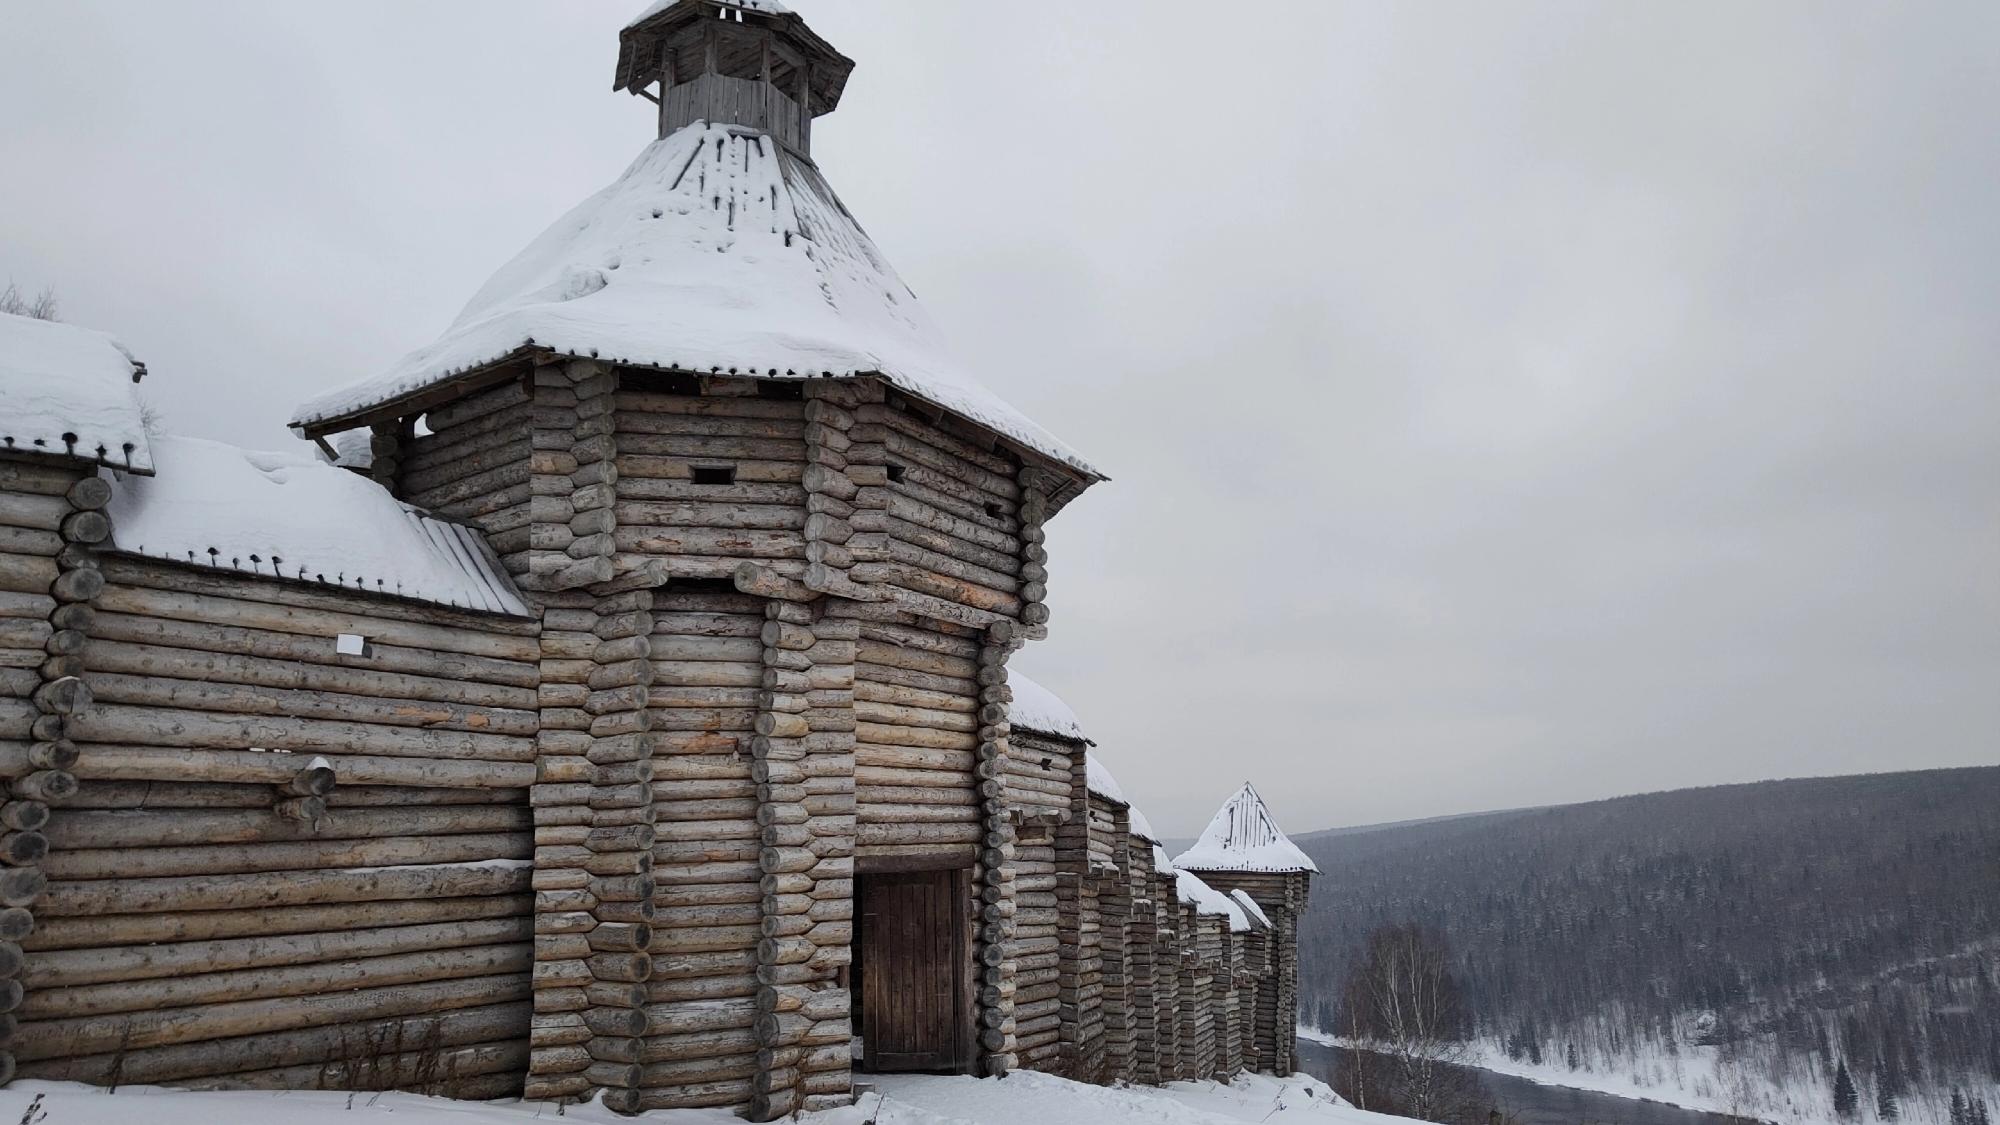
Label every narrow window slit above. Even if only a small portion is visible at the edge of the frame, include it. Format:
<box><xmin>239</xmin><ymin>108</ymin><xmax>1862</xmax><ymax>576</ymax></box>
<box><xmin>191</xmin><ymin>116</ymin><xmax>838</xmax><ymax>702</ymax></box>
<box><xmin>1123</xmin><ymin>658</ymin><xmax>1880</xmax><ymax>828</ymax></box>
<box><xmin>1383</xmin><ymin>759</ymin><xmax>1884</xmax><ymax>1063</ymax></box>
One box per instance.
<box><xmin>984</xmin><ymin>501</ymin><xmax>1005</xmax><ymax>519</ymax></box>
<box><xmin>886</xmin><ymin>463</ymin><xmax>906</xmax><ymax>484</ymax></box>
<box><xmin>692</xmin><ymin>465</ymin><xmax>736</xmax><ymax>485</ymax></box>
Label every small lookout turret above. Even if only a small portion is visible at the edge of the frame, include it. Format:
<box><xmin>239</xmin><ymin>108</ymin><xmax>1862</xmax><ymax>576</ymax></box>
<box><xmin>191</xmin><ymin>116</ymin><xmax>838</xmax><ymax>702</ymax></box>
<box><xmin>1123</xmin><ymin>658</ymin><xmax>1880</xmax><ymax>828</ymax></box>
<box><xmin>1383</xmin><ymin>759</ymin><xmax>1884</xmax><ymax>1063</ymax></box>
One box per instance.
<box><xmin>615</xmin><ymin>0</ymin><xmax>855</xmax><ymax>154</ymax></box>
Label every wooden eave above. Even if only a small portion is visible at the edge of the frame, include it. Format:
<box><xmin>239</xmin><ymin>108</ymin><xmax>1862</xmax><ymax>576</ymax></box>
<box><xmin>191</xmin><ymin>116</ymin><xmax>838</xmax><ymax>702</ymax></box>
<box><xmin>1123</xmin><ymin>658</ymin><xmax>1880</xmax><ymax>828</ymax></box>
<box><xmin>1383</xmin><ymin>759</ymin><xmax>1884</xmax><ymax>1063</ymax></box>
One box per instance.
<box><xmin>301</xmin><ymin>352</ymin><xmax>1104</xmax><ymax>511</ymax></box>
<box><xmin>615</xmin><ymin>0</ymin><xmax>854</xmax><ymax>114</ymax></box>
<box><xmin>0</xmin><ymin>445</ymin><xmax>154</xmax><ymax>477</ymax></box>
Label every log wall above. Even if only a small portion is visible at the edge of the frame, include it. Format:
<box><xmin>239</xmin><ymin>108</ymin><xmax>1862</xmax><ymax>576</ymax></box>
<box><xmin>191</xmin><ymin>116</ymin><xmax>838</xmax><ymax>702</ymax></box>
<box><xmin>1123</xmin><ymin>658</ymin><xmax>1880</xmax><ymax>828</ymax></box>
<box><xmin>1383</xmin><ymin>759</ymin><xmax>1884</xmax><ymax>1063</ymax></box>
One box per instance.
<box><xmin>1180</xmin><ymin>869</ymin><xmax>1310</xmax><ymax>1077</ymax></box>
<box><xmin>15</xmin><ymin>547</ymin><xmax>540</xmax><ymax>1095</ymax></box>
<box><xmin>400</xmin><ymin>379</ymin><xmax>536</xmax><ymax>581</ymax></box>
<box><xmin>2</xmin><ymin>367</ymin><xmax>1308</xmax><ymax>1117</ymax></box>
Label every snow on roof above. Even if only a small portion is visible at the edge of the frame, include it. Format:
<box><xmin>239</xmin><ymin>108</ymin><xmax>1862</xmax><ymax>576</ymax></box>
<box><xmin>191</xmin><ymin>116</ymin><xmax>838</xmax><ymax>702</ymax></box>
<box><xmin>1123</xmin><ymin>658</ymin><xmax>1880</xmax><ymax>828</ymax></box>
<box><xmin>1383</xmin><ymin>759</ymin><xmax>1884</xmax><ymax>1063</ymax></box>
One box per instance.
<box><xmin>1173</xmin><ymin>782</ymin><xmax>1320</xmax><ymax>875</ymax></box>
<box><xmin>1152</xmin><ymin>844</ymin><xmax>1175</xmax><ymax>873</ymax></box>
<box><xmin>1177</xmin><ymin>869</ymin><xmax>1251</xmax><ymax>932</ymax></box>
<box><xmin>107</xmin><ymin>435</ymin><xmax>532</xmax><ymax>617</ymax></box>
<box><xmin>292</xmin><ymin>124</ymin><xmax>1099</xmax><ymax>480</ymax></box>
<box><xmin>627</xmin><ymin>0</ymin><xmax>790</xmax><ymax>29</ymax></box>
<box><xmin>0</xmin><ymin>311</ymin><xmax>153</xmax><ymax>472</ymax></box>
<box><xmin>1229</xmin><ymin>888</ymin><xmax>1271</xmax><ymax>930</ymax></box>
<box><xmin>326</xmin><ymin>429</ymin><xmax>373</xmax><ymax>471</ymax></box>
<box><xmin>1008</xmin><ymin>670</ymin><xmax>1088</xmax><ymax>742</ymax></box>
<box><xmin>1083</xmin><ymin>754</ymin><xmax>1126</xmax><ymax>806</ymax></box>
<box><xmin>1129</xmin><ymin>805</ymin><xmax>1161</xmax><ymax>845</ymax></box>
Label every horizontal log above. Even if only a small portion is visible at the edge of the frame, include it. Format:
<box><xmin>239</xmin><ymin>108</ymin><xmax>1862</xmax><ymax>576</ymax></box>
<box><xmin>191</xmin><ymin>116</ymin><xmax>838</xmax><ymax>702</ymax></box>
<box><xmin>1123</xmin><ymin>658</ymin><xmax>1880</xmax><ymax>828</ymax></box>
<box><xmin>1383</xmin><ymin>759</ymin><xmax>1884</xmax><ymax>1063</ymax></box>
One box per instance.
<box><xmin>37</xmin><ymin>860</ymin><xmax>532</xmax><ymax>916</ymax></box>
<box><xmin>24</xmin><ymin>892</ymin><xmax>530</xmax><ymax>953</ymax></box>
<box><xmin>23</xmin><ymin>940</ymin><xmax>532</xmax><ymax>1019</ymax></box>
<box><xmin>0</xmin><ymin>461</ymin><xmax>81</xmax><ymax>496</ymax></box>
<box><xmin>85</xmin><ymin>639</ymin><xmax>536</xmax><ymax>711</ymax></box>
<box><xmin>616</xmin><ymin>456</ymin><xmax>803</xmax><ymax>484</ymax></box>
<box><xmin>0</xmin><ymin>491</ymin><xmax>69</xmax><ymax>532</ymax></box>
<box><xmin>91</xmin><ymin>583</ymin><xmax>537</xmax><ymax>661</ymax></box>
<box><xmin>36</xmin><ymin>745</ymin><xmax>534</xmax><ymax>791</ymax></box>
<box><xmin>43</xmin><ymin>830</ymin><xmax>530</xmax><ymax>880</ymax></box>
<box><xmin>14</xmin><ymin>1000</ymin><xmax>530</xmax><ymax>1088</ymax></box>
<box><xmin>17</xmin><ymin>971</ymin><xmax>532</xmax><ymax>1062</ymax></box>
<box><xmin>0</xmin><ymin>553</ymin><xmax>57</xmax><ymax>596</ymax></box>
<box><xmin>89</xmin><ymin>611</ymin><xmax>537</xmax><ymax>688</ymax></box>
<box><xmin>65</xmin><ymin>703</ymin><xmax>535</xmax><ymax>762</ymax></box>
<box><xmin>45</xmin><ymin>804</ymin><xmax>530</xmax><ymax>850</ymax></box>
<box><xmin>82</xmin><ymin>672</ymin><xmax>538</xmax><ymax>736</ymax></box>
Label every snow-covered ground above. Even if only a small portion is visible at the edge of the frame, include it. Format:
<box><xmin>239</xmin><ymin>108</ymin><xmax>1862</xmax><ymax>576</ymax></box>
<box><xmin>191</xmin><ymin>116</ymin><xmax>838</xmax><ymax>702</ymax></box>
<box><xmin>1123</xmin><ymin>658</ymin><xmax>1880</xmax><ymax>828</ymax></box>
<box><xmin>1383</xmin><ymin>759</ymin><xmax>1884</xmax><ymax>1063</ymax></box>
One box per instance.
<box><xmin>1300</xmin><ymin>1025</ymin><xmax>1997</xmax><ymax>1125</ymax></box>
<box><xmin>0</xmin><ymin>1071</ymin><xmax>1411</xmax><ymax>1125</ymax></box>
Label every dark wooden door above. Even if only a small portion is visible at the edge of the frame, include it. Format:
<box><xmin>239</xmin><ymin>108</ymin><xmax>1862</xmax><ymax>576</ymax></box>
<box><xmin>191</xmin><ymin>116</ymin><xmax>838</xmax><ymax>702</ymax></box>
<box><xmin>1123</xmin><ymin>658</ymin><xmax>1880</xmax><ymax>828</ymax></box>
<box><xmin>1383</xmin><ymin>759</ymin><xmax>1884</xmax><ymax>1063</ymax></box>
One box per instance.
<box><xmin>857</xmin><ymin>868</ymin><xmax>970</xmax><ymax>1072</ymax></box>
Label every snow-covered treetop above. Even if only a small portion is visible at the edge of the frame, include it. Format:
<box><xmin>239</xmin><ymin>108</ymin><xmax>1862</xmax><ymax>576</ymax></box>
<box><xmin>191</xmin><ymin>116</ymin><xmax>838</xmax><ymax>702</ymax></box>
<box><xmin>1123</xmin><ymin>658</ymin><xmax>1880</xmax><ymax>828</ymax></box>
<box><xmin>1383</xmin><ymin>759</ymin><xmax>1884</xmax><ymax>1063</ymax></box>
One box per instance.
<box><xmin>107</xmin><ymin>435</ymin><xmax>531</xmax><ymax>617</ymax></box>
<box><xmin>1008</xmin><ymin>670</ymin><xmax>1089</xmax><ymax>743</ymax></box>
<box><xmin>1177</xmin><ymin>869</ymin><xmax>1251</xmax><ymax>932</ymax></box>
<box><xmin>1173</xmin><ymin>782</ymin><xmax>1319</xmax><ymax>875</ymax></box>
<box><xmin>0</xmin><ymin>311</ymin><xmax>153</xmax><ymax>473</ymax></box>
<box><xmin>291</xmin><ymin>124</ymin><xmax>1098</xmax><ymax>481</ymax></box>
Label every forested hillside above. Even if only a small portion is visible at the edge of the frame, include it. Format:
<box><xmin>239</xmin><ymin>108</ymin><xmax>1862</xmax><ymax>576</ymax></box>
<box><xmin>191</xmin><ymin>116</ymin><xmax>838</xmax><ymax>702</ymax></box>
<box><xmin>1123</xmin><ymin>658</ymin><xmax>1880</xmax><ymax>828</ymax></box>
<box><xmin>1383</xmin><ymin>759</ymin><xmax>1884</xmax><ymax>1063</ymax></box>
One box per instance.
<box><xmin>1298</xmin><ymin>767</ymin><xmax>2000</xmax><ymax>1120</ymax></box>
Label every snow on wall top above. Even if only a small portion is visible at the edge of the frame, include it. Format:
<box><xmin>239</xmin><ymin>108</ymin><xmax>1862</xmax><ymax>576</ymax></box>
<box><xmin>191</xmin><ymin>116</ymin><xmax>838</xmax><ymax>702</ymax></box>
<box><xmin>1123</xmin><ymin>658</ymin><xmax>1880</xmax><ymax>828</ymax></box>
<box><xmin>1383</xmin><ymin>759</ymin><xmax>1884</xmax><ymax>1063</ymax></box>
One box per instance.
<box><xmin>1008</xmin><ymin>670</ymin><xmax>1088</xmax><ymax>742</ymax></box>
<box><xmin>292</xmin><ymin>124</ymin><xmax>1099</xmax><ymax>479</ymax></box>
<box><xmin>1173</xmin><ymin>782</ymin><xmax>1319</xmax><ymax>874</ymax></box>
<box><xmin>627</xmin><ymin>0</ymin><xmax>790</xmax><ymax>29</ymax></box>
<box><xmin>0</xmin><ymin>311</ymin><xmax>153</xmax><ymax>472</ymax></box>
<box><xmin>1230</xmin><ymin>888</ymin><xmax>1271</xmax><ymax>929</ymax></box>
<box><xmin>107</xmin><ymin>435</ymin><xmax>532</xmax><ymax>617</ymax></box>
<box><xmin>1083</xmin><ymin>754</ymin><xmax>1126</xmax><ymax>807</ymax></box>
<box><xmin>1177</xmin><ymin>869</ymin><xmax>1250</xmax><ymax>932</ymax></box>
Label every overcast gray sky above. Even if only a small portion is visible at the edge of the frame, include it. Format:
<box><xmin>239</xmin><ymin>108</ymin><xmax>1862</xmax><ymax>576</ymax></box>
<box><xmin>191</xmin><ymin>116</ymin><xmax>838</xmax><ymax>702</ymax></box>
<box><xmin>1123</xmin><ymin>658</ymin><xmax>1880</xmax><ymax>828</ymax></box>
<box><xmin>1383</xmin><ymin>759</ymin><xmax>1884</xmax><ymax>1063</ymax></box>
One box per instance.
<box><xmin>4</xmin><ymin>1</ymin><xmax>1995</xmax><ymax>837</ymax></box>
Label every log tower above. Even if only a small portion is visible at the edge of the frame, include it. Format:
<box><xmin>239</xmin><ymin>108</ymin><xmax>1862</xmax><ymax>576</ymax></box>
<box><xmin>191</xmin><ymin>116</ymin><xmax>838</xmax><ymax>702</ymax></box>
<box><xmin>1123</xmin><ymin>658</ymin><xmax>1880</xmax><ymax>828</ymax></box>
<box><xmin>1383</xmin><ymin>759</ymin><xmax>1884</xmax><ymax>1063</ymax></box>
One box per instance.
<box><xmin>1172</xmin><ymin>784</ymin><xmax>1317</xmax><ymax>1076</ymax></box>
<box><xmin>291</xmin><ymin>1</ymin><xmax>1102</xmax><ymax>1116</ymax></box>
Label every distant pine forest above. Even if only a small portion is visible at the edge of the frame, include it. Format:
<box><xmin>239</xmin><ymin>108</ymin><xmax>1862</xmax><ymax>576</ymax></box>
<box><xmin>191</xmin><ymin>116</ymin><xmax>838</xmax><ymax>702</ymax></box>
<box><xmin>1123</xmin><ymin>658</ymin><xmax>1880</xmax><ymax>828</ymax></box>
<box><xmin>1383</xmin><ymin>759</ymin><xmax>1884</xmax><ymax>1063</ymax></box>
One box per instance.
<box><xmin>1296</xmin><ymin>766</ymin><xmax>2000</xmax><ymax>1120</ymax></box>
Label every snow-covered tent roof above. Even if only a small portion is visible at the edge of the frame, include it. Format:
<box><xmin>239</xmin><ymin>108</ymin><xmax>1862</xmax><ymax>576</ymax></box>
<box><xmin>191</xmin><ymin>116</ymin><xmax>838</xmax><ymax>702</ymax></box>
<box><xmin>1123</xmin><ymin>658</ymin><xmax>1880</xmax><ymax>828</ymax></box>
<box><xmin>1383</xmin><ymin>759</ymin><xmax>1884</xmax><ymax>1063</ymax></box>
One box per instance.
<box><xmin>1008</xmin><ymin>670</ymin><xmax>1089</xmax><ymax>743</ymax></box>
<box><xmin>1230</xmin><ymin>888</ymin><xmax>1271</xmax><ymax>930</ymax></box>
<box><xmin>1177</xmin><ymin>869</ymin><xmax>1251</xmax><ymax>933</ymax></box>
<box><xmin>0</xmin><ymin>311</ymin><xmax>153</xmax><ymax>473</ymax></box>
<box><xmin>291</xmin><ymin>124</ymin><xmax>1099</xmax><ymax>481</ymax></box>
<box><xmin>1173</xmin><ymin>782</ymin><xmax>1319</xmax><ymax>875</ymax></box>
<box><xmin>107</xmin><ymin>436</ymin><xmax>531</xmax><ymax>617</ymax></box>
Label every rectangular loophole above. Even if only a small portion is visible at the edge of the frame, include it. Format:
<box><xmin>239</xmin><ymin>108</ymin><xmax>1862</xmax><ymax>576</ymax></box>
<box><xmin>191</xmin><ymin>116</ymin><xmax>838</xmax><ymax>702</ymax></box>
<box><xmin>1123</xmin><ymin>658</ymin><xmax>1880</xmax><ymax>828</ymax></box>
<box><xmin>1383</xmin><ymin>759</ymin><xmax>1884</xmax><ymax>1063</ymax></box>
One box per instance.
<box><xmin>983</xmin><ymin>501</ymin><xmax>1005</xmax><ymax>519</ymax></box>
<box><xmin>886</xmin><ymin>463</ymin><xmax>906</xmax><ymax>484</ymax></box>
<box><xmin>692</xmin><ymin>465</ymin><xmax>736</xmax><ymax>485</ymax></box>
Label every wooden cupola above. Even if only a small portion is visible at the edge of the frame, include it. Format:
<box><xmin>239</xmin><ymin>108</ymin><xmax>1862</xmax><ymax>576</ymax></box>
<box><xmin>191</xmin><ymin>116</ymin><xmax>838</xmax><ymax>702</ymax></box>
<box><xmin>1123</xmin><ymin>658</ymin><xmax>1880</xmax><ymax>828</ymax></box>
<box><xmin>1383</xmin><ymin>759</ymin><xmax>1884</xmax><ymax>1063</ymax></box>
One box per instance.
<box><xmin>615</xmin><ymin>0</ymin><xmax>855</xmax><ymax>154</ymax></box>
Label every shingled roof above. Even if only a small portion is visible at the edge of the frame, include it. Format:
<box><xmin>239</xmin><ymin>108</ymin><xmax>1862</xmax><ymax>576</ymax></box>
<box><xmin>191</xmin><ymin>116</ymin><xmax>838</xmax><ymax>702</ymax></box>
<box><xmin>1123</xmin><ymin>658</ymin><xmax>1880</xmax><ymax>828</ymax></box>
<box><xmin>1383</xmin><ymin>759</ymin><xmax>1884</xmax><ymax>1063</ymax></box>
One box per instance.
<box><xmin>1173</xmin><ymin>782</ymin><xmax>1319</xmax><ymax>875</ymax></box>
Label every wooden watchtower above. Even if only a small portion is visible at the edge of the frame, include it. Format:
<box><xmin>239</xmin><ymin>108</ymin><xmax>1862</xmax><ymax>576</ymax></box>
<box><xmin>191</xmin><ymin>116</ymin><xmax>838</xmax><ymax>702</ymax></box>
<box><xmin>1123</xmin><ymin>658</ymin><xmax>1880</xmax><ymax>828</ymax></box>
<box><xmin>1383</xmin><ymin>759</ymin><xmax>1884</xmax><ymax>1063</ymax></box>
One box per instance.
<box><xmin>1173</xmin><ymin>784</ymin><xmax>1317</xmax><ymax>1076</ymax></box>
<box><xmin>289</xmin><ymin>0</ymin><xmax>1102</xmax><ymax>1116</ymax></box>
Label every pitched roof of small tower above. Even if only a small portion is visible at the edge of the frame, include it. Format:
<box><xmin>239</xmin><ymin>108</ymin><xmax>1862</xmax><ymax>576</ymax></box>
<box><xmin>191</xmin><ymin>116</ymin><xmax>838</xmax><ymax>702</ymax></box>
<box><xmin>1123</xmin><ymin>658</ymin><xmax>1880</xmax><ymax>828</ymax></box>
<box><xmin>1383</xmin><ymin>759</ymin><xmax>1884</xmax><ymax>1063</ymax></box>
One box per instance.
<box><xmin>0</xmin><ymin>311</ymin><xmax>153</xmax><ymax>473</ymax></box>
<box><xmin>1173</xmin><ymin>782</ymin><xmax>1319</xmax><ymax>875</ymax></box>
<box><xmin>295</xmin><ymin>7</ymin><xmax>1099</xmax><ymax>484</ymax></box>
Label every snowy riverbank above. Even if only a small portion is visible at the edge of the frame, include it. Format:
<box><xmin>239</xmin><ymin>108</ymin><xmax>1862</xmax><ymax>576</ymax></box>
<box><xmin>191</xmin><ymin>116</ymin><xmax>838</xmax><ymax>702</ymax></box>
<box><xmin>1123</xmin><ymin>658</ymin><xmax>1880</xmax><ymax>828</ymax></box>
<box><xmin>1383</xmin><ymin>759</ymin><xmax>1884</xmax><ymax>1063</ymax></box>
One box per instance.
<box><xmin>1300</xmin><ymin>1025</ymin><xmax>1995</xmax><ymax>1125</ymax></box>
<box><xmin>1</xmin><ymin>1071</ymin><xmax>1408</xmax><ymax>1125</ymax></box>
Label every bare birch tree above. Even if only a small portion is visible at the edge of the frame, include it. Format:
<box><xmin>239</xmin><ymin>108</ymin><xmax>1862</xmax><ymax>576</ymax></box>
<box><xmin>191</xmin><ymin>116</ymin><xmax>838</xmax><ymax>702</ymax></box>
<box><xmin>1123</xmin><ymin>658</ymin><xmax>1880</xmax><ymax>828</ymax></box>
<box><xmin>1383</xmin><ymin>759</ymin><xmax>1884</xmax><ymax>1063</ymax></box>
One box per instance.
<box><xmin>1336</xmin><ymin>923</ymin><xmax>1484</xmax><ymax>1123</ymax></box>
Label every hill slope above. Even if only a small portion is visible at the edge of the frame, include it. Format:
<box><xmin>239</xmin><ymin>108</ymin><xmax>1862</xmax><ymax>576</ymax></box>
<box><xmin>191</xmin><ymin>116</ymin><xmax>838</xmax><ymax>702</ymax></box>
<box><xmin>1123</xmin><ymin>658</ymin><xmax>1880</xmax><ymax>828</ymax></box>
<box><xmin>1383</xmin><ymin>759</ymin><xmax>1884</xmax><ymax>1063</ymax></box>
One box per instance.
<box><xmin>1297</xmin><ymin>767</ymin><xmax>2000</xmax><ymax>1120</ymax></box>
